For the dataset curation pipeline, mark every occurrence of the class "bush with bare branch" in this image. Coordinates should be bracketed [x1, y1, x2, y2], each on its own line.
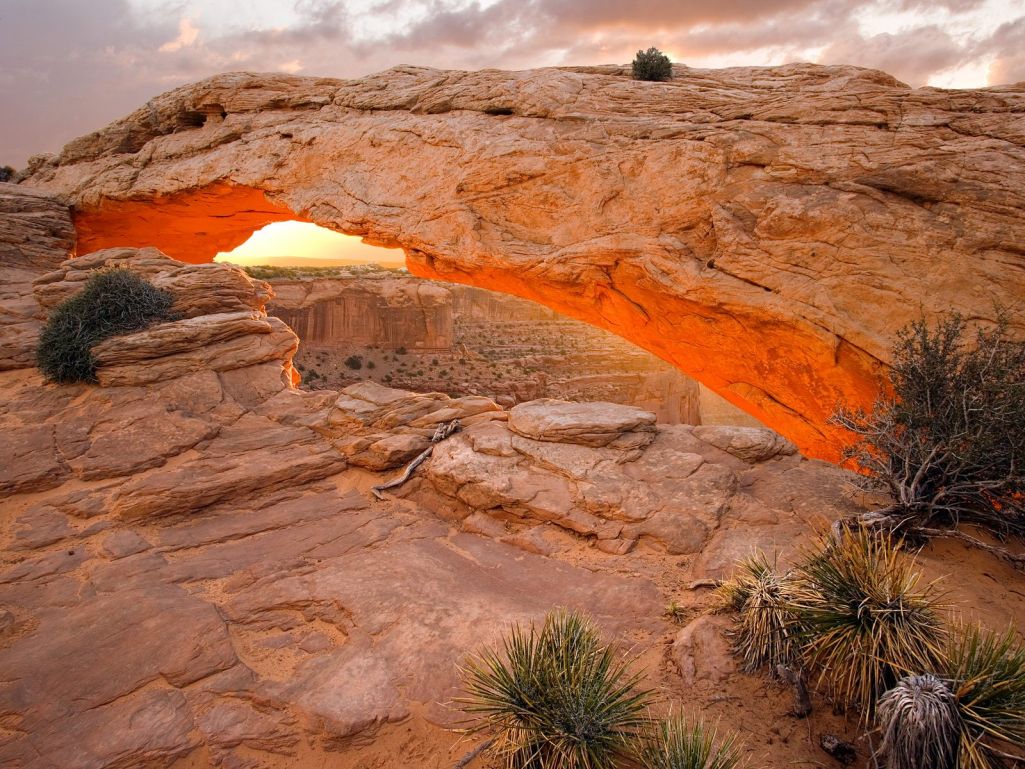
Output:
[832, 312, 1025, 546]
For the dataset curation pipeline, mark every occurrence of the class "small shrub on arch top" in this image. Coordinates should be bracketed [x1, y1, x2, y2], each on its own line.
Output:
[632, 47, 673, 81]
[36, 268, 176, 384]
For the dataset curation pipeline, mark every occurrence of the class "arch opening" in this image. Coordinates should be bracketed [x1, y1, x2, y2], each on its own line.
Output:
[212, 219, 764, 429]
[214, 221, 405, 269]
[70, 182, 879, 461]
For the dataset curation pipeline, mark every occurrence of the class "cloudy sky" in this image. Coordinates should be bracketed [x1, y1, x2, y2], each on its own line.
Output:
[3, 0, 1025, 168]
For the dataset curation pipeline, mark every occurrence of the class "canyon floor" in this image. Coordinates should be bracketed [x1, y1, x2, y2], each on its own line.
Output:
[1, 231, 1024, 768]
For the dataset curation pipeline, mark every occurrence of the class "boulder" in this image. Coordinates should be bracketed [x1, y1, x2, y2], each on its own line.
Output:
[508, 399, 657, 447]
[693, 425, 798, 462]
[672, 615, 738, 690]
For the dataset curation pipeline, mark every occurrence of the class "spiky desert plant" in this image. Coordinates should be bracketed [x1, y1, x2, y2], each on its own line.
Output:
[945, 622, 1025, 769]
[876, 674, 960, 769]
[793, 528, 946, 720]
[457, 609, 654, 769]
[635, 714, 743, 769]
[717, 553, 802, 672]
[716, 553, 773, 612]
[36, 268, 176, 383]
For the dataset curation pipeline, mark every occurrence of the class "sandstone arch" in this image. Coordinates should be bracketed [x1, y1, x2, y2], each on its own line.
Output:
[22, 65, 1025, 461]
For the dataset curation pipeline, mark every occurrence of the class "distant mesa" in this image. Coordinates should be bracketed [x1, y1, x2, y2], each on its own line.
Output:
[215, 254, 405, 269]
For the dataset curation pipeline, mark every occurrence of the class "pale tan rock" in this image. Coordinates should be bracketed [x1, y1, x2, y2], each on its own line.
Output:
[0, 267, 47, 371]
[502, 525, 572, 556]
[33, 247, 272, 317]
[0, 182, 74, 271]
[22, 65, 1025, 459]
[0, 185, 73, 369]
[423, 417, 738, 553]
[92, 311, 270, 363]
[508, 399, 657, 447]
[351, 433, 430, 471]
[324, 382, 502, 470]
[94, 315, 298, 386]
[460, 511, 508, 538]
[693, 425, 798, 462]
[107, 424, 346, 520]
[672, 615, 737, 689]
[0, 424, 66, 494]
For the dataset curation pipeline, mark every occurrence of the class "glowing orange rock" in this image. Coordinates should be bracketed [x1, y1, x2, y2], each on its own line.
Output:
[73, 183, 304, 262]
[24, 66, 1025, 461]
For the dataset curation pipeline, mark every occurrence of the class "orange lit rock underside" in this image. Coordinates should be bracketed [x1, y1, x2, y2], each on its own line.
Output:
[31, 64, 1025, 461]
[73, 184, 306, 262]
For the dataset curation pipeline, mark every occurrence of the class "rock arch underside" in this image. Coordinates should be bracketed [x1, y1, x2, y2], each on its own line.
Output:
[23, 63, 1025, 461]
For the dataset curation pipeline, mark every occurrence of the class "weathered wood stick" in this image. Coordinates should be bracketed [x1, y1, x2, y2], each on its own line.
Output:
[371, 419, 461, 499]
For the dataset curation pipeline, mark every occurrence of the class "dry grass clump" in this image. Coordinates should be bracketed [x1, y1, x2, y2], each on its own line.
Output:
[457, 609, 653, 769]
[792, 528, 947, 720]
[36, 268, 176, 383]
[634, 714, 743, 769]
[944, 622, 1025, 769]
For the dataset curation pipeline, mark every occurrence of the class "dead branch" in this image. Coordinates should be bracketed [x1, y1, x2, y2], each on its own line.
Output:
[371, 419, 461, 500]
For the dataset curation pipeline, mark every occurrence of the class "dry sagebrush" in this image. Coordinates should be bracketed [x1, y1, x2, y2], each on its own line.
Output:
[832, 312, 1025, 542]
[36, 268, 177, 383]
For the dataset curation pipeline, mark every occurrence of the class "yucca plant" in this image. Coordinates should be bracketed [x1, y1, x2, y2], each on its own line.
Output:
[716, 552, 773, 612]
[793, 528, 947, 720]
[457, 609, 654, 768]
[635, 714, 743, 769]
[717, 553, 803, 672]
[876, 674, 960, 769]
[946, 622, 1025, 769]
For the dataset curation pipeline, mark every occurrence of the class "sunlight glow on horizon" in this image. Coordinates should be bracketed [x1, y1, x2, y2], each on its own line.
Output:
[213, 221, 406, 267]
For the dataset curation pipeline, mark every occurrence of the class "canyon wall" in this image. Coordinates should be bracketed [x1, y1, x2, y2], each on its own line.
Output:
[267, 276, 453, 351]
[451, 286, 559, 322]
[21, 64, 1025, 459]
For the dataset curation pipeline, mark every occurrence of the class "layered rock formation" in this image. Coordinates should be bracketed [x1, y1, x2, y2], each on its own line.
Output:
[22, 65, 1025, 458]
[0, 182, 75, 369]
[2, 192, 1024, 769]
